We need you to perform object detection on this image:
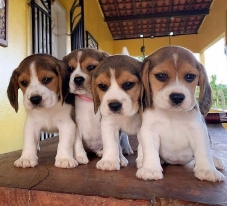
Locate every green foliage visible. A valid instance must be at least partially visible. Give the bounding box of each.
[195,75,227,110]
[210,75,227,109]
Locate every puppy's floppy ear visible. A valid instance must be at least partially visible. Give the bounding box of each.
[142,59,152,109]
[56,60,70,104]
[91,75,101,114]
[197,62,212,115]
[7,69,19,112]
[139,84,145,114]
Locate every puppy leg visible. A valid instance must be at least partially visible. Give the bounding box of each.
[74,129,89,164]
[213,155,225,170]
[96,149,103,157]
[96,118,120,170]
[136,126,163,180]
[120,132,133,155]
[119,143,129,167]
[14,120,40,168]
[55,122,78,168]
[191,125,225,182]
[136,132,143,168]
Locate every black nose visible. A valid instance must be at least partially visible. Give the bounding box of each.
[169,93,185,105]
[74,76,85,86]
[108,101,122,112]
[30,95,42,105]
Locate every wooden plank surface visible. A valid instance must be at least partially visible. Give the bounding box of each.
[0,124,226,205]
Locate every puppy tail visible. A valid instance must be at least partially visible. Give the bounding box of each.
[121,47,130,56]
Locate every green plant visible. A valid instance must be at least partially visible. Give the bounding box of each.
[210,75,227,110]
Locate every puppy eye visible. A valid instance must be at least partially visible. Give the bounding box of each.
[42,77,53,85]
[155,73,168,82]
[185,74,196,82]
[122,82,135,90]
[68,67,74,73]
[98,84,108,91]
[87,65,96,72]
[20,80,28,87]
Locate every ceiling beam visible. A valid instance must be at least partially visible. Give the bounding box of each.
[113,0,125,38]
[132,0,139,37]
[166,0,174,34]
[182,0,195,33]
[105,9,209,22]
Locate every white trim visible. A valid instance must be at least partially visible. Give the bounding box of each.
[52,1,67,59]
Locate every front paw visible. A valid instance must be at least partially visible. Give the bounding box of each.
[213,156,225,170]
[194,167,225,182]
[120,155,128,167]
[136,167,163,180]
[55,157,78,168]
[96,159,120,170]
[96,150,103,157]
[75,155,89,164]
[122,146,134,155]
[14,156,38,168]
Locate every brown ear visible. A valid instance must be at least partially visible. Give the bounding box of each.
[91,75,101,114]
[139,84,145,114]
[56,61,70,104]
[197,62,212,115]
[141,59,152,109]
[7,69,19,112]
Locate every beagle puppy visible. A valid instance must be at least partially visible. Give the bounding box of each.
[63,49,133,165]
[7,54,77,168]
[136,46,225,182]
[91,55,143,170]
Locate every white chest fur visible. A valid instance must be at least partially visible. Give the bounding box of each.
[26,102,73,133]
[75,97,102,152]
[142,108,206,164]
[102,113,142,136]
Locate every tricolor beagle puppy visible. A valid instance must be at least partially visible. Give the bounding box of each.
[7,54,77,168]
[63,49,133,165]
[136,46,225,182]
[91,55,143,170]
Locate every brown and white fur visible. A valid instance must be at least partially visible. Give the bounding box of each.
[91,55,143,170]
[136,46,225,182]
[7,54,77,168]
[63,49,133,165]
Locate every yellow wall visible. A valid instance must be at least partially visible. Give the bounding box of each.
[198,0,227,52]
[113,34,199,56]
[0,0,30,154]
[84,0,114,54]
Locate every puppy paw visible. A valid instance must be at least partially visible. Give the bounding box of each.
[194,168,225,182]
[96,150,103,157]
[213,156,225,170]
[120,155,128,167]
[122,146,134,155]
[136,158,143,169]
[55,158,78,168]
[14,157,38,168]
[96,159,120,171]
[75,155,89,165]
[136,167,163,180]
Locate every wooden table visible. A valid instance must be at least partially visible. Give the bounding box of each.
[0,124,226,206]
